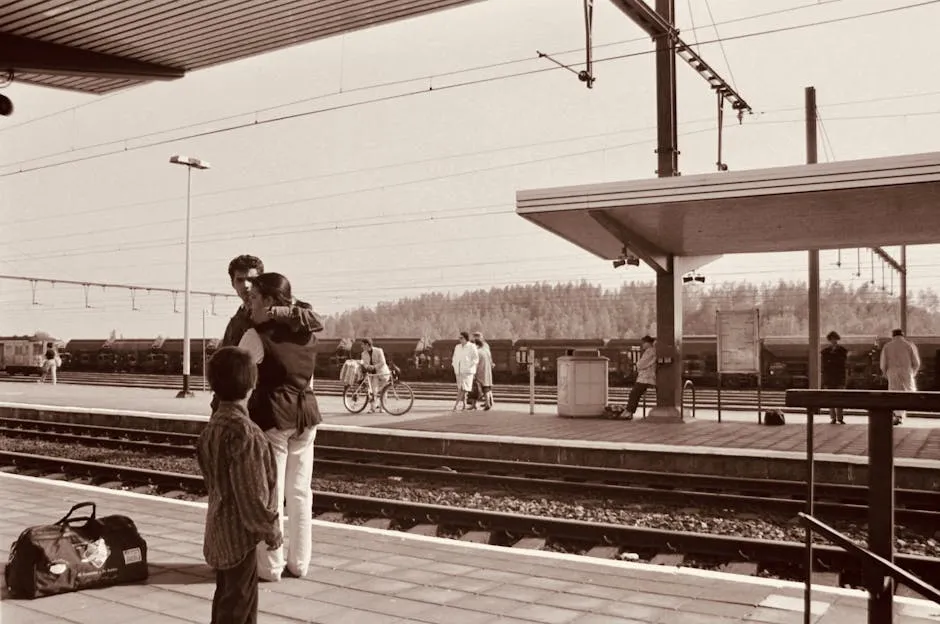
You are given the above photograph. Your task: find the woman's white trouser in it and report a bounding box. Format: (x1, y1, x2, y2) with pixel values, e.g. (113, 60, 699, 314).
(257, 426, 316, 580)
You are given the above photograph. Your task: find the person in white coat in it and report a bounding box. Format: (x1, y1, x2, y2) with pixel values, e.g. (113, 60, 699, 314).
(879, 328, 920, 425)
(451, 331, 479, 411)
(360, 338, 390, 412)
(622, 335, 656, 420)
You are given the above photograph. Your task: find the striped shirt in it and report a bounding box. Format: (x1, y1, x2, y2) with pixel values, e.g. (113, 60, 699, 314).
(196, 401, 279, 570)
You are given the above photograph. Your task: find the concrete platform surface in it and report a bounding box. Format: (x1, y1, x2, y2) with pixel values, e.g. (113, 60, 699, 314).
(2, 473, 939, 624)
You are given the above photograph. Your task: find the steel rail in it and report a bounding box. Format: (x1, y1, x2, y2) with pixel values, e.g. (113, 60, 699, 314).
(3, 422, 940, 520)
(2, 450, 938, 582)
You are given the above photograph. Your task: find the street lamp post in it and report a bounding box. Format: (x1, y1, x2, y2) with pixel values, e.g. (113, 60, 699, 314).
(169, 154, 210, 398)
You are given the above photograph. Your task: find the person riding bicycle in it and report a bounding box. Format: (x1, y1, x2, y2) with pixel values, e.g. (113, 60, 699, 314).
(359, 338, 390, 412)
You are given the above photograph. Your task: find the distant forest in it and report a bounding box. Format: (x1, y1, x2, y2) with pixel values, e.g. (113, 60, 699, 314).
(319, 280, 940, 340)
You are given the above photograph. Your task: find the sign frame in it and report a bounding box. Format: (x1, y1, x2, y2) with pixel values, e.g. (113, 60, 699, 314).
(716, 309, 761, 374)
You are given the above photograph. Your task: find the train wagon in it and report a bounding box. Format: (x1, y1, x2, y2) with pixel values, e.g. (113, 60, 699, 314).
(98, 339, 155, 372)
(761, 335, 880, 389)
(62, 339, 106, 371)
(155, 338, 218, 375)
(602, 338, 642, 385)
(0, 335, 63, 376)
(513, 338, 607, 384)
(313, 337, 349, 379)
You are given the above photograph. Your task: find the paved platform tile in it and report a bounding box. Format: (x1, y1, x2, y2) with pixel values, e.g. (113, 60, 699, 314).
(1, 473, 939, 624)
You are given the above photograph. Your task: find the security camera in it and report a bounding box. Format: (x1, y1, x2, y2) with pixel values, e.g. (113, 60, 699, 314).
(0, 94, 12, 117)
(612, 259, 626, 269)
(626, 255, 640, 266)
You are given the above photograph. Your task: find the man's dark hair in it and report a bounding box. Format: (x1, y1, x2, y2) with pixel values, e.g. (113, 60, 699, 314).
(227, 255, 264, 281)
(459, 331, 470, 341)
(207, 346, 257, 402)
(360, 338, 373, 347)
(641, 335, 655, 344)
(827, 331, 841, 341)
(892, 328, 904, 337)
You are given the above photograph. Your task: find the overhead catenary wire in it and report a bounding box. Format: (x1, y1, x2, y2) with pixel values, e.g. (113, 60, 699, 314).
(0, 0, 849, 137)
(3, 0, 937, 179)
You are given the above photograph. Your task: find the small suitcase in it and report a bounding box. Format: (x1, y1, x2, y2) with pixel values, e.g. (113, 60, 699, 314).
(4, 502, 148, 599)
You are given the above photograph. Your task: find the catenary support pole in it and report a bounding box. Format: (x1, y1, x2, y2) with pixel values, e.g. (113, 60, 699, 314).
(806, 87, 820, 393)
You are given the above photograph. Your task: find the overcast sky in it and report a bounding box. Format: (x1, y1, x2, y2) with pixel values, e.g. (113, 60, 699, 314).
(1, 0, 939, 341)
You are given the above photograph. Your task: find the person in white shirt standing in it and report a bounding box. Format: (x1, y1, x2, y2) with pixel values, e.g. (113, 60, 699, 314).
(451, 332, 479, 411)
(622, 335, 656, 420)
(879, 328, 921, 426)
(359, 338, 390, 413)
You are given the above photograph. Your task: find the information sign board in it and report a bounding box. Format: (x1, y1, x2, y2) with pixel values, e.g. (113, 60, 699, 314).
(716, 309, 760, 374)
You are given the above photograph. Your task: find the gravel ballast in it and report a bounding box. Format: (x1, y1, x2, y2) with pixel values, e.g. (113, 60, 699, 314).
(2, 437, 938, 559)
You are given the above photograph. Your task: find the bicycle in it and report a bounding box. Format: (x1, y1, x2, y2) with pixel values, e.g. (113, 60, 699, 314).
(342, 364, 415, 416)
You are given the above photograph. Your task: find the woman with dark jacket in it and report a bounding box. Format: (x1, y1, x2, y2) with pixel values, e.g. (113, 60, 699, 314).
(237, 272, 321, 581)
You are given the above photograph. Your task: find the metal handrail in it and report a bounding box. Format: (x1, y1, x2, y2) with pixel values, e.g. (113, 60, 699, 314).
(683, 379, 696, 419)
(798, 513, 940, 604)
(786, 389, 940, 624)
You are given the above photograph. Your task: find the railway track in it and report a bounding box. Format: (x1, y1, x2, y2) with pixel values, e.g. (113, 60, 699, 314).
(2, 370, 811, 412)
(4, 417, 940, 526)
(2, 450, 939, 588)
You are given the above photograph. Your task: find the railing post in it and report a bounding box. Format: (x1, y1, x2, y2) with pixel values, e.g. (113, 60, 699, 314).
(868, 407, 896, 624)
(804, 407, 816, 624)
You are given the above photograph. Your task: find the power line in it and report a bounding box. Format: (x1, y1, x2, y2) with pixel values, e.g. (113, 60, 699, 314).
(4, 0, 937, 179)
(703, 0, 739, 91)
(0, 0, 847, 139)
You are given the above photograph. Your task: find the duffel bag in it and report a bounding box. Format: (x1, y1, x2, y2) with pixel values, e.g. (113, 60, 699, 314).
(4, 502, 148, 599)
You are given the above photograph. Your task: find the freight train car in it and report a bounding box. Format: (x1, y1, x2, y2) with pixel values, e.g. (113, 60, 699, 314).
(61, 339, 105, 371)
(601, 339, 642, 385)
(313, 338, 349, 379)
(761, 335, 880, 389)
(513, 339, 607, 384)
(0, 335, 64, 376)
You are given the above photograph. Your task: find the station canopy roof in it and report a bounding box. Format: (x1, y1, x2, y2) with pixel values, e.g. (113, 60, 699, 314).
(516, 151, 940, 264)
(1, 0, 480, 94)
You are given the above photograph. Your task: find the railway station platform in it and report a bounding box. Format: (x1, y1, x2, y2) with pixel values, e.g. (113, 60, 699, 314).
(2, 473, 939, 624)
(2, 383, 940, 489)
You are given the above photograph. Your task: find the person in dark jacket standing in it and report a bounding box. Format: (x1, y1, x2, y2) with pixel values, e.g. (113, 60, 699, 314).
(237, 272, 321, 582)
(821, 330, 848, 424)
(197, 346, 281, 624)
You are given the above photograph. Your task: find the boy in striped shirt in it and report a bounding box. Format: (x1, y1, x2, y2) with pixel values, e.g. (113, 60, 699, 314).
(197, 346, 282, 624)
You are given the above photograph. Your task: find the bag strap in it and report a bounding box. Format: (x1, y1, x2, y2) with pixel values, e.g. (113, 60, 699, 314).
(55, 502, 97, 526)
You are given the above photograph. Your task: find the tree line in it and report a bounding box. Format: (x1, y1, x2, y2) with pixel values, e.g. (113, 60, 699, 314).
(319, 280, 939, 340)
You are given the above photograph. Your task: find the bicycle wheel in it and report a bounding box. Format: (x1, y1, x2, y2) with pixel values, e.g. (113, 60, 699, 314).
(380, 381, 414, 416)
(343, 384, 369, 414)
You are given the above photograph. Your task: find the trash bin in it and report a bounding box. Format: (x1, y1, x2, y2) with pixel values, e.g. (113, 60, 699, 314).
(556, 350, 609, 417)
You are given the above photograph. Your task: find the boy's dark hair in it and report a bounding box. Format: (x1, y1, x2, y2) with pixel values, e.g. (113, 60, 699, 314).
(360, 338, 373, 347)
(207, 347, 257, 401)
(827, 331, 841, 341)
(459, 331, 470, 341)
(641, 335, 655, 344)
(227, 255, 264, 281)
(892, 328, 904, 337)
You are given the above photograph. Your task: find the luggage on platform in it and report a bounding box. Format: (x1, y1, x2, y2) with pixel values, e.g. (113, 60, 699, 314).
(340, 359, 363, 386)
(4, 502, 148, 599)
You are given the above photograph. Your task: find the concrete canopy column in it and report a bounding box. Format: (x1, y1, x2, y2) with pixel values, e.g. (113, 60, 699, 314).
(647, 254, 721, 422)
